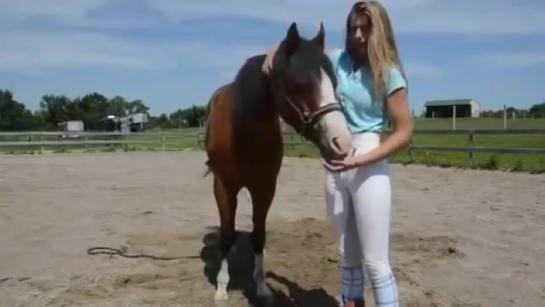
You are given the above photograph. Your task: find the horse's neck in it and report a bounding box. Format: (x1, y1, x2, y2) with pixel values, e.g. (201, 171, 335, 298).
(233, 56, 278, 125)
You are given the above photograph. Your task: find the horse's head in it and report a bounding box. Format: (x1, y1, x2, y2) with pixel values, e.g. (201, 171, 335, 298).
(270, 22, 352, 161)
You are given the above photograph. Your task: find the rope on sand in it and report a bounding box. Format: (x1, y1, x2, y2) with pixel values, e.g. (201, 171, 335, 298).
(87, 246, 200, 261)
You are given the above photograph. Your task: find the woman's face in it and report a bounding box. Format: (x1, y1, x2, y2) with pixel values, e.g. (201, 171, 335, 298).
(348, 12, 371, 58)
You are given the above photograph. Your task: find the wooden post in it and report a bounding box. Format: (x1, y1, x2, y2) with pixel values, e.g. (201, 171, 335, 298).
(162, 134, 166, 151)
(452, 104, 457, 130)
(408, 139, 415, 163)
(197, 132, 205, 147)
(503, 104, 507, 130)
(468, 131, 476, 168)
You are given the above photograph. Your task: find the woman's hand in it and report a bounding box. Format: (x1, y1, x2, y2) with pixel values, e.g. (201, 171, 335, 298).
(322, 87, 413, 172)
(261, 44, 279, 75)
(321, 148, 363, 172)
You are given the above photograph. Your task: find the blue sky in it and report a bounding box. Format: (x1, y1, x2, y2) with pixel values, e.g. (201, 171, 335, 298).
(1, 0, 544, 116)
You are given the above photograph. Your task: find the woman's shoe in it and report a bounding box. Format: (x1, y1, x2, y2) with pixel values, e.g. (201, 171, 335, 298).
(344, 298, 365, 307)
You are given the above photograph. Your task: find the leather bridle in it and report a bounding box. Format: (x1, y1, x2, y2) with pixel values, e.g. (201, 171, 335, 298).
(284, 95, 342, 138)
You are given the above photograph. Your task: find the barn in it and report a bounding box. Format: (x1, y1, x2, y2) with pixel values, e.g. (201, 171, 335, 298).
(424, 99, 481, 118)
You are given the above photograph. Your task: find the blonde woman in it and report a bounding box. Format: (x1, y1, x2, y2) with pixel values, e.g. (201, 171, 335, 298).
(263, 1, 413, 306)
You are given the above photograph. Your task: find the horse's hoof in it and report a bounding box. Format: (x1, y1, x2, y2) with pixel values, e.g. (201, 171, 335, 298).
(256, 282, 273, 298)
(214, 289, 229, 301)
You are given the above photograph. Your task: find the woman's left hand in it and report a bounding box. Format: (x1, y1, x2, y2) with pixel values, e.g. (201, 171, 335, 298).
(321, 149, 363, 172)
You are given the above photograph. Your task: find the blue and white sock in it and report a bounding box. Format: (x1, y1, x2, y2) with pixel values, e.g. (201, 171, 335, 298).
(341, 266, 364, 304)
(372, 272, 400, 307)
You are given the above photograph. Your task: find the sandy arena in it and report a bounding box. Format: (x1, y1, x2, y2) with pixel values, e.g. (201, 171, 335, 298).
(1, 151, 544, 306)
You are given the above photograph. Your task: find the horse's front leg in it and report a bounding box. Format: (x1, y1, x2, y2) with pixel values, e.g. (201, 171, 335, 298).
(213, 176, 240, 301)
(248, 180, 277, 299)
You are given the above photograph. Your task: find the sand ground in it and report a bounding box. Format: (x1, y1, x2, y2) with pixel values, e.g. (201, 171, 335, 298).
(1, 151, 544, 306)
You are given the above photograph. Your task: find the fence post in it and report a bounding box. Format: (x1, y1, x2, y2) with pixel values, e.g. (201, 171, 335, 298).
(408, 139, 415, 163)
(468, 131, 476, 168)
(162, 134, 166, 151)
(503, 104, 507, 130)
(197, 132, 205, 147)
(452, 105, 457, 130)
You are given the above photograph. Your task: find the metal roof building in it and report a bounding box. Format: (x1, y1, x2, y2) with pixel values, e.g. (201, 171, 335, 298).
(424, 99, 481, 118)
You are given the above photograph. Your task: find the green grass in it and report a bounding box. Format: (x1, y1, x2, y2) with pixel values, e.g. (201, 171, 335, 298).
(2, 123, 544, 173)
(404, 133, 545, 172)
(282, 132, 545, 173)
(414, 117, 545, 130)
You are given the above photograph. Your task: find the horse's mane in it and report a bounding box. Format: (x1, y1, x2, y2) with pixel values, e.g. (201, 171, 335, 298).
(232, 55, 274, 123)
(270, 40, 337, 106)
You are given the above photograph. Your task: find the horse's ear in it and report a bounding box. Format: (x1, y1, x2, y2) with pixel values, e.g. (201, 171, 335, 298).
(313, 22, 325, 49)
(284, 22, 300, 54)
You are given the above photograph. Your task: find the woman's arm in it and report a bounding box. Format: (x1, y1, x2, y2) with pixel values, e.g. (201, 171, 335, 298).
(357, 88, 414, 165)
(323, 88, 413, 171)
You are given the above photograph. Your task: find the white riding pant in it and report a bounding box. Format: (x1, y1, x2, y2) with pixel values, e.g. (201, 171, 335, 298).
(325, 132, 396, 290)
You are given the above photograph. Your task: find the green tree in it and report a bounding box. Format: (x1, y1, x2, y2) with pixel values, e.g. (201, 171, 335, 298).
(168, 105, 208, 128)
(106, 96, 128, 117)
(126, 99, 150, 115)
(77, 93, 109, 130)
(529, 102, 545, 117)
(39, 94, 73, 127)
(0, 90, 39, 130)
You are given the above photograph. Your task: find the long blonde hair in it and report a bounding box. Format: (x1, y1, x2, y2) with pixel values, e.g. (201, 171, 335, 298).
(345, 0, 405, 100)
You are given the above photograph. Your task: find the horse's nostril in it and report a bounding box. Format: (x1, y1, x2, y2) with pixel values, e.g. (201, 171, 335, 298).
(330, 136, 350, 156)
(331, 136, 342, 153)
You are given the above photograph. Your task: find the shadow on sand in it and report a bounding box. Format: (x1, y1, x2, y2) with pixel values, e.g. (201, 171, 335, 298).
(199, 227, 339, 307)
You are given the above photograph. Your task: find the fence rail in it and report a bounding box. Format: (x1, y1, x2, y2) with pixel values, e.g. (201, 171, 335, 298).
(196, 129, 545, 163)
(0, 131, 200, 152)
(2, 130, 545, 165)
(390, 129, 545, 166)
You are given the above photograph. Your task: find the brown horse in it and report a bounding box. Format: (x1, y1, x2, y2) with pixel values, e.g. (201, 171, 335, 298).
(204, 22, 352, 302)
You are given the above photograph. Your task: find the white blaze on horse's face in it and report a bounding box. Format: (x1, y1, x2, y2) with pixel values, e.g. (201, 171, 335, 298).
(316, 68, 352, 159)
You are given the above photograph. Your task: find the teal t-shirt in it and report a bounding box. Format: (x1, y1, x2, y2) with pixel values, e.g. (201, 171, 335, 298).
(327, 49, 407, 133)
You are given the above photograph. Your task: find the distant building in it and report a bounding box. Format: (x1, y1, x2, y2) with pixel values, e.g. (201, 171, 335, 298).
(424, 99, 481, 118)
(99, 113, 149, 132)
(123, 113, 149, 132)
(57, 120, 84, 138)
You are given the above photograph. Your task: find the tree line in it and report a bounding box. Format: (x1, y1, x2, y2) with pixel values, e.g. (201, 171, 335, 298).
(480, 105, 545, 118)
(2, 88, 544, 131)
(0, 89, 209, 131)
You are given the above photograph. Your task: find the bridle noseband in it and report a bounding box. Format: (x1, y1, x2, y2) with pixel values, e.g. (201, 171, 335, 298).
(284, 95, 342, 138)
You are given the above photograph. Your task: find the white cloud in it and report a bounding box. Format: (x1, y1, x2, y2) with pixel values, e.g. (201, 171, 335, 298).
(0, 29, 157, 73)
(0, 0, 160, 31)
(173, 41, 268, 81)
(142, 0, 545, 35)
(389, 2, 545, 35)
(404, 62, 444, 79)
(142, 0, 351, 34)
(483, 52, 545, 68)
(0, 0, 109, 21)
(0, 26, 265, 77)
(1, 0, 543, 76)
(2, 0, 545, 35)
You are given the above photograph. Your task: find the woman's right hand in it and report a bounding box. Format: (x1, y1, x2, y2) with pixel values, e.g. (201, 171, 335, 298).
(261, 44, 279, 75)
